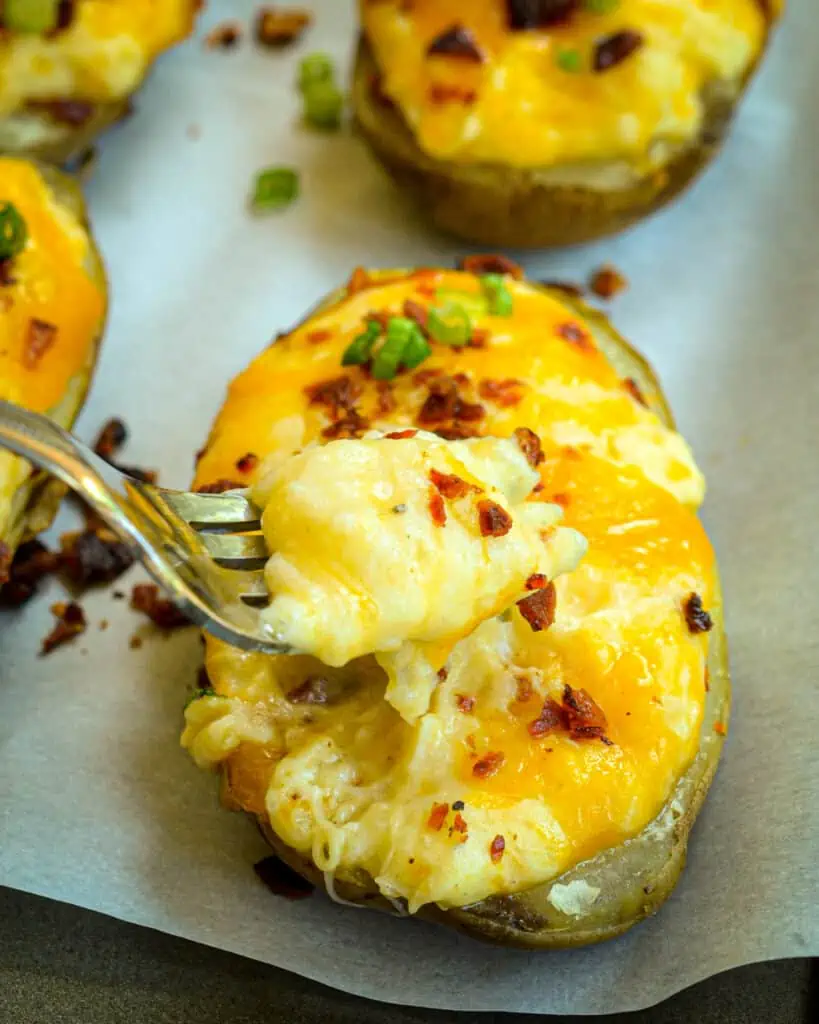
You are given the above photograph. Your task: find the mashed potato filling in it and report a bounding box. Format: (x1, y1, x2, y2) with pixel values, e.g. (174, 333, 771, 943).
(253, 430, 586, 721)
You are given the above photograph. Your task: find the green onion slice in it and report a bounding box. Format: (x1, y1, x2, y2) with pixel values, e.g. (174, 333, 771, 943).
(427, 302, 473, 347)
(298, 53, 335, 90)
(556, 48, 583, 73)
(250, 167, 299, 213)
(3, 0, 60, 34)
(303, 81, 344, 130)
(342, 321, 381, 366)
(0, 201, 28, 261)
(480, 273, 514, 316)
(400, 332, 432, 370)
(434, 287, 487, 320)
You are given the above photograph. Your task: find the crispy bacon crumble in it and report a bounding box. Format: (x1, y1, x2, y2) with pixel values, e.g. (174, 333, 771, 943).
(594, 30, 644, 73)
(41, 601, 86, 655)
(514, 426, 544, 468)
(623, 377, 648, 406)
(683, 592, 713, 634)
(478, 378, 525, 407)
(556, 321, 593, 351)
(458, 254, 523, 279)
(205, 22, 241, 49)
(130, 583, 190, 630)
(429, 469, 478, 500)
(517, 582, 557, 632)
(525, 573, 548, 591)
(255, 6, 311, 47)
(477, 500, 513, 537)
(195, 479, 244, 494)
(429, 488, 447, 527)
(23, 318, 57, 369)
(529, 685, 612, 744)
(427, 802, 449, 831)
(456, 694, 476, 713)
(472, 751, 505, 778)
(427, 24, 485, 62)
(490, 834, 506, 863)
(589, 264, 629, 300)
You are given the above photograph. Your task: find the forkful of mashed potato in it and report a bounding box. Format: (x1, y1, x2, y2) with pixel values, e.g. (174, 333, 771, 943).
(251, 428, 586, 722)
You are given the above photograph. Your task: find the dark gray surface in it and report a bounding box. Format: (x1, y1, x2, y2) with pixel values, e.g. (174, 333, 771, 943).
(0, 887, 814, 1023)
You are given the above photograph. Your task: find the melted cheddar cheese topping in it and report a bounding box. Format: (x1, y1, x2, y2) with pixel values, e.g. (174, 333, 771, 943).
(0, 158, 105, 545)
(183, 268, 714, 912)
(361, 0, 774, 170)
(254, 431, 586, 722)
(0, 0, 196, 117)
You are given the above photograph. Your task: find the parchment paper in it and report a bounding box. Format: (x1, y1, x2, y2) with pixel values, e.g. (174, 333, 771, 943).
(1, 1, 816, 1015)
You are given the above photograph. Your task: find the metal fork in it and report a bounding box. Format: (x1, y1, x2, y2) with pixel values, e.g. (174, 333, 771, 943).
(0, 398, 291, 654)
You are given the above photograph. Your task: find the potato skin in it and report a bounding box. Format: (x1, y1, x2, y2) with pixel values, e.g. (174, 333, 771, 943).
(222, 275, 730, 949)
(352, 23, 775, 248)
(0, 163, 107, 560)
(0, 99, 131, 167)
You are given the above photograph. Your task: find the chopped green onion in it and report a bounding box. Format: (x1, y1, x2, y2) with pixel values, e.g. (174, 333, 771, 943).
(480, 274, 514, 316)
(584, 0, 620, 14)
(342, 320, 381, 366)
(427, 302, 472, 347)
(184, 687, 219, 709)
(371, 334, 409, 380)
(298, 53, 335, 90)
(303, 81, 344, 130)
(556, 48, 583, 73)
(401, 331, 432, 370)
(250, 167, 299, 213)
(3, 0, 60, 34)
(0, 201, 27, 261)
(434, 287, 487, 320)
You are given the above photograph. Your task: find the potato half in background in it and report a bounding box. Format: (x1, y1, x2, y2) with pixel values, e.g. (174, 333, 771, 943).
(0, 158, 106, 585)
(353, 0, 783, 248)
(0, 1, 198, 164)
(183, 264, 728, 948)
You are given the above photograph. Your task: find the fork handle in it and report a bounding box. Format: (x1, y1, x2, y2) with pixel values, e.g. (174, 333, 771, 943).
(0, 398, 133, 537)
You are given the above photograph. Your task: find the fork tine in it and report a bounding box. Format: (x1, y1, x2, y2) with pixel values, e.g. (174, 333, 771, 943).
(201, 532, 268, 563)
(160, 489, 261, 529)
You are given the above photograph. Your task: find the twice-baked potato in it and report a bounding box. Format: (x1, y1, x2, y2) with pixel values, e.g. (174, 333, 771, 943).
(183, 261, 727, 948)
(0, 157, 106, 586)
(353, 0, 783, 247)
(0, 1, 198, 164)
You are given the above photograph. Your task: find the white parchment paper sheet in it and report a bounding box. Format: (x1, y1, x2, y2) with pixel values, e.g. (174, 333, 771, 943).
(1, 1, 817, 1015)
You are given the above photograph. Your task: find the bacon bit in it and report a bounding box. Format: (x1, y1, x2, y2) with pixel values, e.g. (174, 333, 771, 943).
(385, 429, 418, 439)
(403, 298, 429, 334)
(413, 367, 443, 386)
(562, 684, 611, 743)
(429, 468, 478, 500)
(434, 424, 480, 441)
(513, 426, 545, 469)
(517, 583, 557, 632)
(305, 375, 362, 416)
(53, 1, 77, 33)
(704, 668, 711, 693)
(477, 500, 513, 538)
(129, 634, 143, 650)
(556, 321, 594, 352)
(468, 328, 490, 349)
(456, 694, 476, 713)
(346, 267, 370, 294)
(683, 592, 713, 634)
(195, 478, 244, 494)
(514, 676, 535, 704)
(429, 488, 447, 528)
(130, 583, 191, 630)
(589, 264, 629, 300)
(427, 802, 449, 831)
(479, 378, 525, 407)
(255, 7, 311, 47)
(376, 380, 396, 415)
(323, 410, 370, 440)
(427, 24, 485, 62)
(41, 601, 86, 655)
(205, 22, 241, 49)
(452, 812, 468, 834)
(714, 722, 727, 736)
(254, 855, 315, 900)
(458, 253, 523, 279)
(23, 318, 57, 369)
(623, 377, 648, 407)
(594, 30, 644, 72)
(32, 99, 95, 126)
(490, 834, 506, 863)
(59, 528, 134, 587)
(287, 677, 330, 704)
(0, 258, 15, 287)
(366, 309, 392, 332)
(236, 452, 259, 474)
(528, 697, 565, 738)
(429, 83, 477, 105)
(417, 376, 458, 425)
(307, 328, 332, 344)
(465, 733, 477, 753)
(531, 481, 545, 494)
(472, 751, 505, 779)
(437, 667, 448, 681)
(525, 573, 548, 591)
(506, 0, 578, 30)
(92, 418, 127, 460)
(540, 279, 583, 298)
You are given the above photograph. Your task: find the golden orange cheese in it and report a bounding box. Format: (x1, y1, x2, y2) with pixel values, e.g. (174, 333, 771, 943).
(360, 0, 777, 170)
(185, 267, 715, 912)
(0, 158, 104, 415)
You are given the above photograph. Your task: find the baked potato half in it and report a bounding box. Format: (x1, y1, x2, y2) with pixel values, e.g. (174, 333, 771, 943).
(183, 263, 727, 948)
(0, 1, 198, 164)
(0, 158, 106, 586)
(353, 1, 783, 248)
